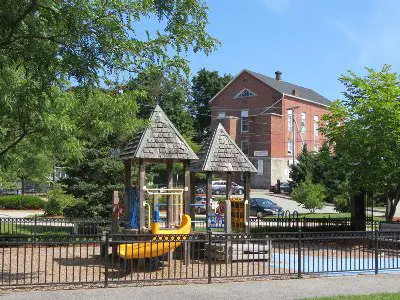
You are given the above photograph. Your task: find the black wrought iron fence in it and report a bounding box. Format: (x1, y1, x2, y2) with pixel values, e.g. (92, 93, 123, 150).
(1, 230, 399, 287)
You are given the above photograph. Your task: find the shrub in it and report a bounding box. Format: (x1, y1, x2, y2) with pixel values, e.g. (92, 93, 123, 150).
(0, 195, 45, 209)
(291, 176, 327, 213)
(332, 181, 351, 213)
(63, 201, 94, 218)
(44, 187, 76, 216)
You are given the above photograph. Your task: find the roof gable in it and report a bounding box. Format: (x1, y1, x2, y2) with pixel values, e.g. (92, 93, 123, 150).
(191, 124, 257, 173)
(209, 69, 331, 107)
(119, 105, 198, 161)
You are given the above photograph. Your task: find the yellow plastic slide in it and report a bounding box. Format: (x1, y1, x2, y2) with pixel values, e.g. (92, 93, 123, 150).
(117, 214, 191, 259)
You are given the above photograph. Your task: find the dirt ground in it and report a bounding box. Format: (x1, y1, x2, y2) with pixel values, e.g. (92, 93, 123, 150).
(0, 241, 399, 288)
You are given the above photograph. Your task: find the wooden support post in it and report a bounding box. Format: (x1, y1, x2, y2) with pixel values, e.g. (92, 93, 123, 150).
(244, 172, 251, 234)
(190, 172, 196, 227)
(183, 161, 191, 215)
(206, 172, 213, 231)
(139, 159, 146, 232)
(225, 172, 232, 234)
(183, 161, 191, 266)
(111, 191, 119, 257)
(123, 159, 132, 221)
(167, 160, 173, 227)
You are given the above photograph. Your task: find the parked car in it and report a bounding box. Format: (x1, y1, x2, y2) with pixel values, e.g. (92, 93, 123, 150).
(211, 180, 244, 195)
(193, 195, 218, 214)
(249, 198, 283, 218)
(269, 181, 294, 194)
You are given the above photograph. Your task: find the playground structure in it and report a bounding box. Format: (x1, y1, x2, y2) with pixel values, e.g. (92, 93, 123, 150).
(117, 214, 191, 259)
(115, 106, 257, 261)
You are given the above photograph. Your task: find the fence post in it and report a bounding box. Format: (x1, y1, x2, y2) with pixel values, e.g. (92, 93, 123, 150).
(104, 232, 109, 287)
(207, 230, 212, 284)
(298, 229, 302, 278)
(374, 230, 379, 274)
(34, 215, 37, 237)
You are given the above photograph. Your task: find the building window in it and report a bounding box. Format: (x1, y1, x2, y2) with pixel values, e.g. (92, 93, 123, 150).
(314, 115, 319, 136)
(301, 112, 306, 133)
(288, 139, 293, 155)
(314, 143, 319, 153)
(234, 88, 256, 99)
(241, 140, 249, 155)
(288, 110, 293, 132)
(218, 112, 226, 119)
(241, 110, 249, 132)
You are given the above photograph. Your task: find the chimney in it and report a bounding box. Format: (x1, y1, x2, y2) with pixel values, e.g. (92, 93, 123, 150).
(292, 89, 298, 96)
(275, 70, 282, 81)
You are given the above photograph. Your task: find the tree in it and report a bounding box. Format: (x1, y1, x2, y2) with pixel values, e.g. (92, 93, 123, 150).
(191, 69, 233, 141)
(291, 176, 326, 213)
(0, 0, 218, 158)
(290, 144, 346, 203)
(324, 65, 400, 221)
(1, 139, 52, 194)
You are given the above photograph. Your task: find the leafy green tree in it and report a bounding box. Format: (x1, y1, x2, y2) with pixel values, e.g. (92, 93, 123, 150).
(290, 144, 347, 203)
(324, 65, 400, 221)
(332, 180, 351, 213)
(0, 0, 218, 158)
(191, 69, 233, 141)
(291, 176, 327, 213)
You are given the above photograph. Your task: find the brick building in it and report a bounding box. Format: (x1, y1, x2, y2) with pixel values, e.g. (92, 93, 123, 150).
(209, 69, 331, 189)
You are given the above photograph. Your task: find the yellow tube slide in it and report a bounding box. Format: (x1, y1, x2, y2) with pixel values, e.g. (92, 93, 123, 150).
(117, 215, 191, 259)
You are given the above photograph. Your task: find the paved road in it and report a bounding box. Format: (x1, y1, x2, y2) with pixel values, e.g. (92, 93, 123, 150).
(0, 209, 44, 218)
(250, 190, 337, 214)
(2, 274, 400, 300)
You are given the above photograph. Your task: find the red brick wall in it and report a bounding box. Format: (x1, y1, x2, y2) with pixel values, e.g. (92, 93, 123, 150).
(282, 95, 330, 159)
(210, 70, 330, 160)
(210, 71, 282, 157)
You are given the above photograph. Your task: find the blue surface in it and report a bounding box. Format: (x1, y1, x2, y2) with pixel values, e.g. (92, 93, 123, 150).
(271, 252, 400, 276)
(125, 187, 139, 229)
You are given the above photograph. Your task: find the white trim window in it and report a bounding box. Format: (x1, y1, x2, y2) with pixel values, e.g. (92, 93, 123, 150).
(288, 110, 293, 132)
(234, 88, 256, 99)
(241, 110, 249, 132)
(288, 139, 293, 155)
(218, 112, 226, 119)
(241, 140, 249, 155)
(301, 112, 306, 133)
(314, 115, 319, 137)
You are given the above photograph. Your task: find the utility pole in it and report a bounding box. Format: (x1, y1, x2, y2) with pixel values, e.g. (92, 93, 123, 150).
(286, 106, 299, 165)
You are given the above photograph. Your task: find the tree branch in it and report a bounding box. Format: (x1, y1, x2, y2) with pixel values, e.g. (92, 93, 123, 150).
(0, 0, 38, 48)
(0, 131, 29, 158)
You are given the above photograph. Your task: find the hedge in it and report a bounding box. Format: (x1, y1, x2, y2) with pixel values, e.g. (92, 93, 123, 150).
(0, 195, 46, 209)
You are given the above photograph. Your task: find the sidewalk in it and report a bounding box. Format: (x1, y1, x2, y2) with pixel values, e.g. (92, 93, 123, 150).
(2, 274, 400, 300)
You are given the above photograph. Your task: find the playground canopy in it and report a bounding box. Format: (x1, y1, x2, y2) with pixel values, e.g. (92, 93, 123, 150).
(191, 123, 257, 233)
(119, 105, 198, 231)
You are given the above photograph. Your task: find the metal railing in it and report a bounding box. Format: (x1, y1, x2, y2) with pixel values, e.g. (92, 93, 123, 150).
(1, 230, 399, 287)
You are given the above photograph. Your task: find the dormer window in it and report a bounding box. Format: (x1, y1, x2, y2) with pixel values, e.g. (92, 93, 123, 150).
(234, 88, 256, 99)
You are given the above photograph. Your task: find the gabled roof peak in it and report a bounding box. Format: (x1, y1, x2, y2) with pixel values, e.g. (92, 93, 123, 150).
(119, 105, 198, 161)
(191, 123, 257, 173)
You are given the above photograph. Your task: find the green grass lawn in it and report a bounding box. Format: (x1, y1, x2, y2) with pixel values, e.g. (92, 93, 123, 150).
(308, 293, 400, 299)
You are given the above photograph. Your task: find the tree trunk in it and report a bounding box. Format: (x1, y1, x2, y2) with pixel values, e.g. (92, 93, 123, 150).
(21, 178, 26, 195)
(386, 192, 400, 221)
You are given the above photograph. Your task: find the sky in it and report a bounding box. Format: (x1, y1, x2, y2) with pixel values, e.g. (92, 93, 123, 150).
(184, 0, 400, 101)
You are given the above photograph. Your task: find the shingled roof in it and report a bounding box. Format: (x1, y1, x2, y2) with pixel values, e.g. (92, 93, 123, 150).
(246, 70, 331, 106)
(191, 124, 257, 173)
(119, 105, 198, 161)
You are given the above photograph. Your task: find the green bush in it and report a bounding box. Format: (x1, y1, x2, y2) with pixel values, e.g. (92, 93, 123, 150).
(63, 201, 94, 218)
(291, 176, 327, 213)
(333, 194, 350, 213)
(44, 187, 76, 215)
(0, 195, 45, 209)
